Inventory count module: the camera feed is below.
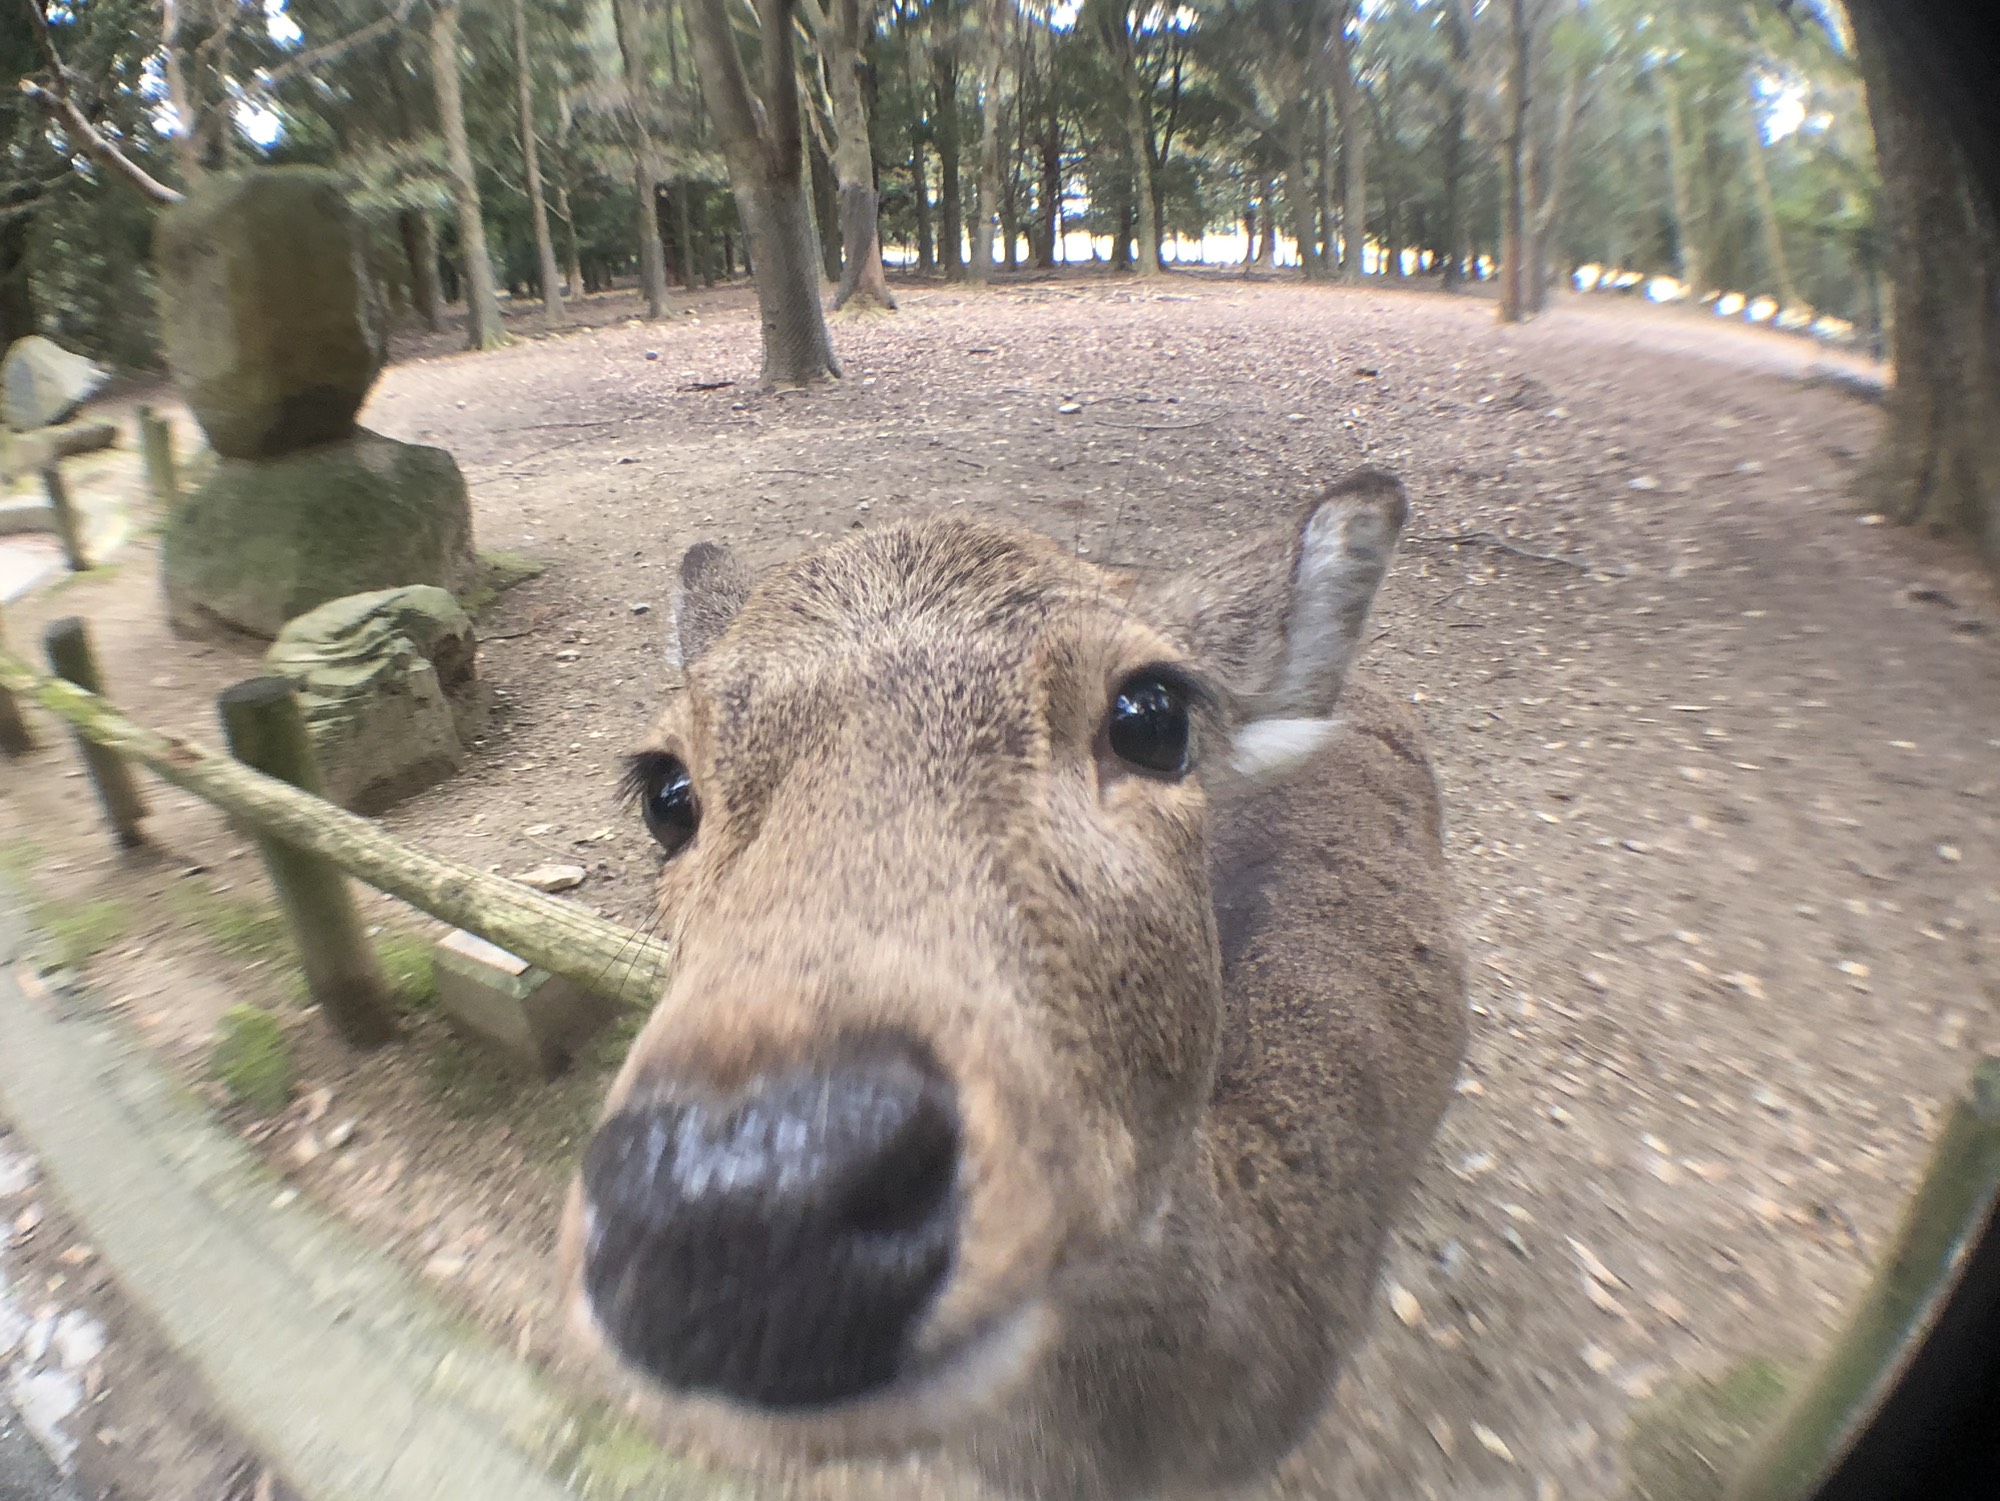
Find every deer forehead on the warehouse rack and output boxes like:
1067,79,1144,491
675,524,1191,762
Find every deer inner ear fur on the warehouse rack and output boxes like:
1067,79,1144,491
668,541,753,671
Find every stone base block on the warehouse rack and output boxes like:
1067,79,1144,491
432,929,618,1080
0,496,53,535
163,427,476,639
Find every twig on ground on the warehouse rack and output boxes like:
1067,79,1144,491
1412,531,1593,572
1086,415,1219,432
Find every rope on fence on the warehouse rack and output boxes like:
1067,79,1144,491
0,641,674,1009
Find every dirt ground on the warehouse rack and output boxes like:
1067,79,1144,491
3,271,1997,1501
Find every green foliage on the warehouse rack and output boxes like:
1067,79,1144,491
169,885,296,967
0,838,44,890
209,1004,296,1113
378,931,438,1012
34,898,129,970
1626,1357,1792,1501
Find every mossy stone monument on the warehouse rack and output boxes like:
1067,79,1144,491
158,168,477,638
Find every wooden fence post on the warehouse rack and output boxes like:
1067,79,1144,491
138,407,179,510
0,613,32,756
42,617,144,845
41,464,87,571
218,677,399,1049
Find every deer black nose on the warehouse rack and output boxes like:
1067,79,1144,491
580,1041,960,1408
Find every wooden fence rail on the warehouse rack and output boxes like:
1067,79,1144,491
0,641,674,1009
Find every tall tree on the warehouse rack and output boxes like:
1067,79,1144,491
929,0,965,279
1327,4,1365,280
1740,75,1798,308
514,0,566,326
1845,0,2000,564
430,0,510,348
684,0,841,384
800,0,898,308
1088,0,1160,276
614,0,672,318
1436,0,1474,287
968,0,1008,279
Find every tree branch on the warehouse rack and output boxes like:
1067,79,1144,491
686,0,766,154
254,0,420,95
19,81,184,205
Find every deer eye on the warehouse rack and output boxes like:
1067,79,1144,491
1107,672,1191,778
624,753,700,856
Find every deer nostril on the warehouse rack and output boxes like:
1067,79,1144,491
581,1041,960,1408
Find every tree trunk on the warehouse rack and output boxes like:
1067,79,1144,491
913,137,935,273
1656,69,1704,303
1035,121,1061,268
159,0,205,187
614,0,671,319
970,0,1004,282
430,0,509,349
740,183,842,386
810,132,843,282
397,209,444,330
1743,82,1799,308
1123,81,1159,277
1330,30,1366,281
1285,118,1320,280
0,215,34,347
1316,97,1335,268
555,183,585,297
513,0,565,327
685,0,840,386
674,181,696,288
934,50,964,280
819,0,897,310
1849,0,2000,565
1497,0,1532,322
1110,191,1133,269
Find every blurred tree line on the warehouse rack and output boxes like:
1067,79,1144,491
2,0,1881,371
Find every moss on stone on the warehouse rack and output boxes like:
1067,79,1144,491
463,551,547,616
209,1005,294,1113
162,428,476,639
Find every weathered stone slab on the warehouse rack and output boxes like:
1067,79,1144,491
432,928,618,1078
153,168,385,459
0,496,53,535
264,584,482,812
0,419,118,485
164,427,476,639
1,336,106,431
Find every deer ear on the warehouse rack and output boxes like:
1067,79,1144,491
667,541,752,670
1156,471,1406,779
1257,469,1407,718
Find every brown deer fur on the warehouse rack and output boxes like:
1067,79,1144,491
558,471,1467,1500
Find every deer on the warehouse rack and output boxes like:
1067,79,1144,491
557,469,1468,1500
